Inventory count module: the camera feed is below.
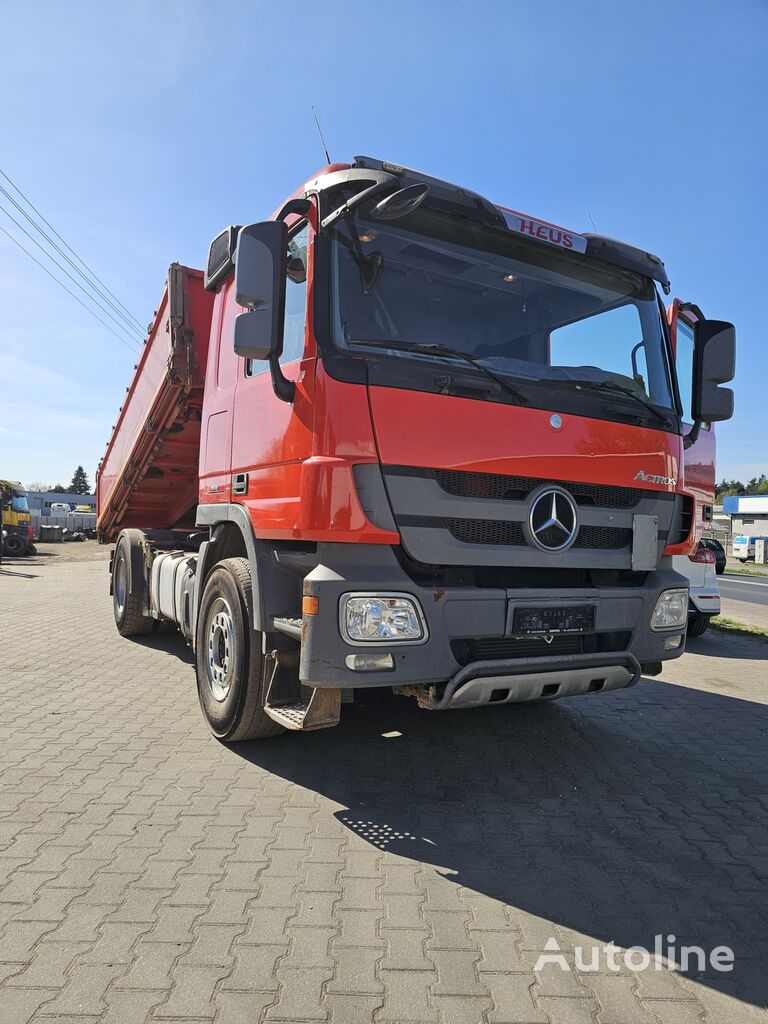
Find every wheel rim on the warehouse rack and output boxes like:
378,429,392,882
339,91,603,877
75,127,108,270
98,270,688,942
205,597,234,702
115,555,127,616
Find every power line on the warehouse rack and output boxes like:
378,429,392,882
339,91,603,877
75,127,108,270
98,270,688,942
0,181,145,341
0,225,141,355
0,166,146,335
0,200,144,349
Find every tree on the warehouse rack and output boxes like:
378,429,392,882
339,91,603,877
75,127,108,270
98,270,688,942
48,484,66,493
26,480,51,492
715,475,768,500
716,478,745,500
68,466,91,494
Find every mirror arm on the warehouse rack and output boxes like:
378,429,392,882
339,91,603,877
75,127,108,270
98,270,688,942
683,419,703,450
259,199,311,404
269,354,295,403
320,178,398,230
276,198,312,222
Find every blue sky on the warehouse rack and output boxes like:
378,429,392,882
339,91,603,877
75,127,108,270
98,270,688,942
0,0,764,489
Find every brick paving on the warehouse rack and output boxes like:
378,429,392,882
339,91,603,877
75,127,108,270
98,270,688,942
1,556,767,1023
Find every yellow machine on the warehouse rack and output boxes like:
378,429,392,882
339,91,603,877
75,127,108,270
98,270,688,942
0,480,34,556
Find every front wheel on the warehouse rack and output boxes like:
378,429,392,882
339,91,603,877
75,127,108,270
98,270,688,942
739,558,748,564
3,534,27,557
195,557,283,742
687,612,712,638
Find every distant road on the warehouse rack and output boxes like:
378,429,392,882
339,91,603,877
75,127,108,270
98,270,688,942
719,574,768,609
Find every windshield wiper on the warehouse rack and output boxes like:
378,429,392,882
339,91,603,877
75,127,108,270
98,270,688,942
349,339,529,405
571,379,670,426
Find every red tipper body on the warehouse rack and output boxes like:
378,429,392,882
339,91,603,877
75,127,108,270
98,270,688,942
96,265,214,540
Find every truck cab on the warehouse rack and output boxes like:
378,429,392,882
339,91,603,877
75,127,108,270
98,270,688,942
99,157,736,740
0,480,34,557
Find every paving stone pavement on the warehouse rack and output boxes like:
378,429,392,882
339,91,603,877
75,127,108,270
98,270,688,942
1,556,767,1023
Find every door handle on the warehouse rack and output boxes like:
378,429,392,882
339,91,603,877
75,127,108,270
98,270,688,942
232,473,249,496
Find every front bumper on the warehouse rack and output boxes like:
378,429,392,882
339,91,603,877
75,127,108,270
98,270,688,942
300,544,687,700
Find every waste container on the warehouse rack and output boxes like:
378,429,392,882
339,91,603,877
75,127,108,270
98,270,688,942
40,524,63,542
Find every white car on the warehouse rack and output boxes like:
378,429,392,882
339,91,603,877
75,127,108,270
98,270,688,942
673,543,720,637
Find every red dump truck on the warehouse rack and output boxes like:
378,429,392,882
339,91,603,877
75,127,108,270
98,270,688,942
97,156,735,741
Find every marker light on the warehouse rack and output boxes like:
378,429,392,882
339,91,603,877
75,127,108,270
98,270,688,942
341,593,426,643
651,589,688,631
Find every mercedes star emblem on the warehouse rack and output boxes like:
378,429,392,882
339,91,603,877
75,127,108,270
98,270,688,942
528,487,578,552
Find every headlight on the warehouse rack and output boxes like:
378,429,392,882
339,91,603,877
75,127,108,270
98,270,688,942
341,593,426,643
651,589,688,630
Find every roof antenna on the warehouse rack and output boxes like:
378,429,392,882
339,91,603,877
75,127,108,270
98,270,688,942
311,106,331,165
588,211,598,233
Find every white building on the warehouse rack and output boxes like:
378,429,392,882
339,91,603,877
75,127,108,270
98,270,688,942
722,495,768,536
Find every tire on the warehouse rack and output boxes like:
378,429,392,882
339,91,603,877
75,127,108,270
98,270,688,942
715,563,724,575
739,558,748,564
113,535,154,636
687,612,712,638
3,534,27,557
195,557,283,742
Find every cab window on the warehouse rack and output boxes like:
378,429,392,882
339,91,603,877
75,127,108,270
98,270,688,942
675,318,694,422
246,221,309,377
549,303,664,404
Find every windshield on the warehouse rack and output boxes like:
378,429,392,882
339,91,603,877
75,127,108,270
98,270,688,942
11,493,29,513
330,209,675,412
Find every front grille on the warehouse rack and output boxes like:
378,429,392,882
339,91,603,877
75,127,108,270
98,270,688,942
452,630,631,665
573,526,632,550
445,518,525,546
446,518,632,550
434,468,645,509
382,464,675,570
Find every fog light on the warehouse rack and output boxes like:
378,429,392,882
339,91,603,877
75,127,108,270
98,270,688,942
664,634,683,650
651,589,688,631
345,653,395,671
341,593,426,643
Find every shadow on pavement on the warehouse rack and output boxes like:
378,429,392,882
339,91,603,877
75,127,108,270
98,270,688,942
233,679,768,1009
131,631,195,664
687,630,768,660
0,566,40,578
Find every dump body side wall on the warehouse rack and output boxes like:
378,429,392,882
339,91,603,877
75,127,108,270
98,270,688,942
96,265,214,541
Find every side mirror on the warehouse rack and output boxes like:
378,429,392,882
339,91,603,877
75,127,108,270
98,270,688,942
233,221,287,360
692,319,735,423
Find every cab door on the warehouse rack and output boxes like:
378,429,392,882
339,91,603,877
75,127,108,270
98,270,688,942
667,300,716,534
200,291,235,505
229,218,316,536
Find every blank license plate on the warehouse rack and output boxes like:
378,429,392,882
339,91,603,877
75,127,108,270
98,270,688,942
512,605,595,636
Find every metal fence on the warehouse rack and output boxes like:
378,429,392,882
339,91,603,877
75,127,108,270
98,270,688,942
31,511,97,537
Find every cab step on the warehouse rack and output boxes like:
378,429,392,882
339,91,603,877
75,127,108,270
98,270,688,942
263,649,341,731
264,687,342,731
272,616,302,641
